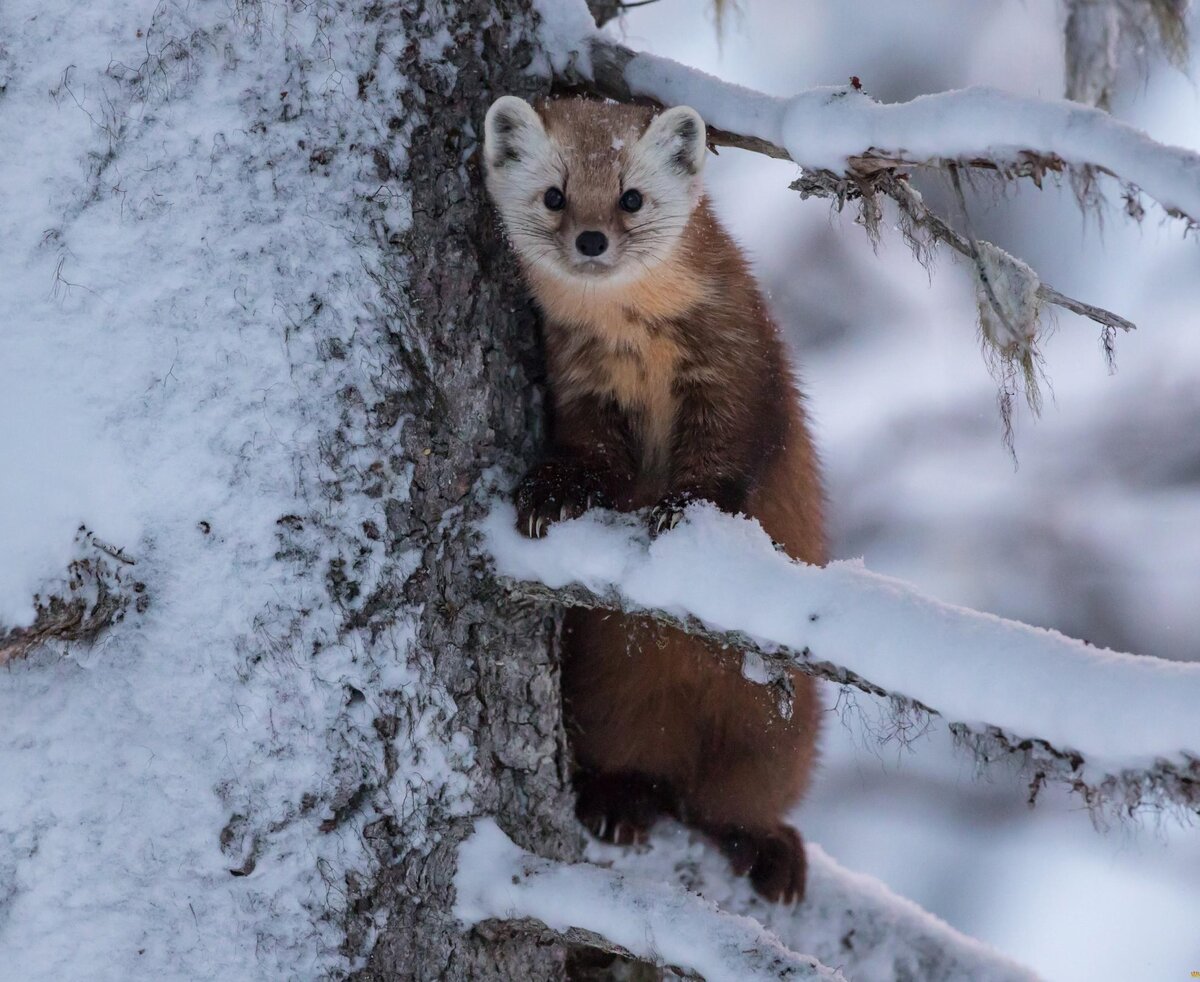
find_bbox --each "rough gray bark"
[326,2,584,978]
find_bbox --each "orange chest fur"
[531,266,707,474]
[554,326,683,474]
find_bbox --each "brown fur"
[496,97,825,903]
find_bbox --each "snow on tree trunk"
[0,0,579,978]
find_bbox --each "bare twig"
[89,536,137,565]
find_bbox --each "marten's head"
[483,96,706,286]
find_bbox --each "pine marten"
[483,95,825,903]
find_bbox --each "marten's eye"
[619,188,643,213]
[543,187,565,211]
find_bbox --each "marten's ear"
[636,105,707,177]
[484,96,548,173]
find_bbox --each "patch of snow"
[974,241,1042,357]
[0,369,136,627]
[740,650,772,685]
[531,0,596,77]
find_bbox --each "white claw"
[559,504,568,521]
[527,514,535,538]
[535,516,546,538]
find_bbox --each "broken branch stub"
[0,527,145,665]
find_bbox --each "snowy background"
[614,2,1200,979]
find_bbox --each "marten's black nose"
[575,231,608,257]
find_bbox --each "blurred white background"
[615,2,1200,978]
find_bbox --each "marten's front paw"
[515,462,609,539]
[711,823,807,904]
[575,772,674,846]
[648,492,696,537]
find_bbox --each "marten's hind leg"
[574,770,679,846]
[705,822,807,904]
[683,673,819,903]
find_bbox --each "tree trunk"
[327,1,582,977]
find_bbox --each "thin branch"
[582,38,1145,333]
[504,573,1200,817]
[503,575,1200,816]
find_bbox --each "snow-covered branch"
[456,818,1038,981]
[579,32,1200,227]
[589,823,1039,982]
[479,502,1200,818]
[455,818,846,981]
[0,528,143,665]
